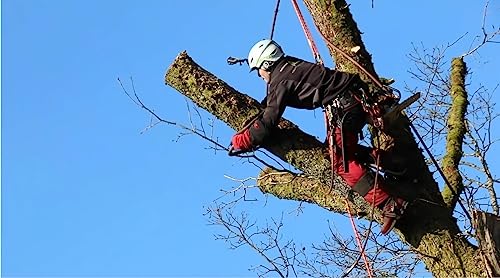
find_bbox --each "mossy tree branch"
[303,0,378,81]
[258,168,375,217]
[442,57,468,209]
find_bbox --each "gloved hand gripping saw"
[228,111,264,156]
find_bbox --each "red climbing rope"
[290,0,322,64]
[344,199,374,277]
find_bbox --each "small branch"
[119,77,285,172]
[206,206,302,277]
[461,0,500,58]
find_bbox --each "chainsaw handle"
[229,112,264,157]
[236,111,264,134]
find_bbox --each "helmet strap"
[261,61,274,71]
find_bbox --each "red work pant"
[332,127,389,207]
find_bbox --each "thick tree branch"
[473,210,500,277]
[442,57,469,209]
[303,0,378,81]
[165,52,327,178]
[257,168,374,217]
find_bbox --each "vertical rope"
[290,0,322,64]
[270,0,282,39]
[345,200,374,278]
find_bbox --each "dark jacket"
[249,56,357,146]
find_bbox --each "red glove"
[231,129,253,151]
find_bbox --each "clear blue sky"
[3,0,499,276]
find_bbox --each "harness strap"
[340,113,349,173]
[352,171,375,197]
[324,94,360,174]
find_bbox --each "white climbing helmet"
[247,39,284,71]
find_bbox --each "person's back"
[268,56,355,110]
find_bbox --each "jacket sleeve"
[249,81,290,146]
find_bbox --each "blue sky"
[2,0,499,276]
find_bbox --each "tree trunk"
[474,210,500,277]
[164,1,487,276]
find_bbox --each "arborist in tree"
[231,39,408,235]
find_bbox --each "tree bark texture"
[474,210,500,277]
[442,57,468,210]
[302,0,378,80]
[258,168,376,217]
[164,1,486,276]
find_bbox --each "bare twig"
[462,1,500,58]
[206,206,303,277]
[118,77,288,171]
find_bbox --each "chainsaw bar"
[383,92,421,122]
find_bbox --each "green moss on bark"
[442,57,468,209]
[258,168,374,217]
[417,230,480,277]
[165,51,261,131]
[303,0,379,85]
